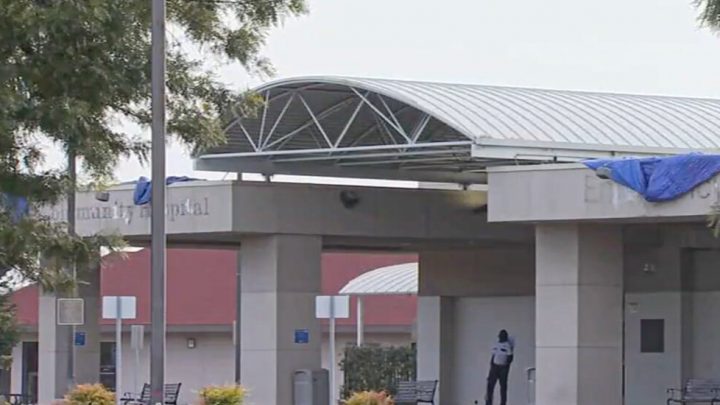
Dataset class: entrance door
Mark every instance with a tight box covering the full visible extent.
[21,342,38,402]
[624,294,679,405]
[100,342,116,391]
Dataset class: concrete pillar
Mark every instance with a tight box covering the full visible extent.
[74,263,101,384]
[240,235,322,405]
[535,224,623,405]
[10,343,22,394]
[38,257,102,402]
[38,290,71,403]
[416,296,454,404]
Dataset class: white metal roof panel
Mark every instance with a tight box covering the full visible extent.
[339,262,418,296]
[196,76,720,182]
[296,76,720,150]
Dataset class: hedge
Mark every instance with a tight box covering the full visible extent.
[340,344,416,399]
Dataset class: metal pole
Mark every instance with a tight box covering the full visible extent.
[115,297,122,405]
[329,297,336,405]
[150,0,167,403]
[234,251,241,384]
[356,297,363,347]
[67,148,77,392]
[134,335,140,399]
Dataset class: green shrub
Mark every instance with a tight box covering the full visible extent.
[345,391,394,405]
[63,384,114,405]
[199,384,246,405]
[341,344,416,399]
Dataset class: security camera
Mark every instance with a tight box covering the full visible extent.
[596,167,612,180]
[339,190,360,209]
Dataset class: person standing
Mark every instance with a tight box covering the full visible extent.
[485,329,514,405]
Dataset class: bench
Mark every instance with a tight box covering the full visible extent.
[668,379,720,404]
[0,393,32,405]
[394,380,438,404]
[121,383,182,405]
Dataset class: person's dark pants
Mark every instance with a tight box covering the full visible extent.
[485,363,510,405]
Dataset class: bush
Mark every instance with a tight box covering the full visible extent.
[345,391,394,405]
[341,344,416,399]
[198,385,246,405]
[63,384,114,405]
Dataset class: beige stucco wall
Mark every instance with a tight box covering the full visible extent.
[417,247,534,404]
[453,296,535,404]
[488,164,720,223]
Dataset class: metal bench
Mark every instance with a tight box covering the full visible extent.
[121,383,182,405]
[394,380,438,404]
[0,393,32,405]
[668,379,720,404]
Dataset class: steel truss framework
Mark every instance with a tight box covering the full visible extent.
[196,77,720,183]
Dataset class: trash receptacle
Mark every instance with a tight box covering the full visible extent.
[294,369,329,405]
[525,367,536,405]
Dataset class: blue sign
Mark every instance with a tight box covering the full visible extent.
[74,331,86,347]
[294,329,309,344]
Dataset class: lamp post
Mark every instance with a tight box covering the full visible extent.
[67,148,77,391]
[150,0,167,403]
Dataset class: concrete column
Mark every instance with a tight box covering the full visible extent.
[240,235,322,405]
[10,343,22,394]
[74,263,101,384]
[416,296,454,404]
[38,290,71,403]
[535,224,623,405]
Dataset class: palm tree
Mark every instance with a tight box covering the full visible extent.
[697,0,720,29]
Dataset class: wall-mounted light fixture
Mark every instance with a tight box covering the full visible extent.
[339,190,360,209]
[187,338,196,349]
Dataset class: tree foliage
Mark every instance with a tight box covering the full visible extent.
[0,284,18,370]
[697,0,720,29]
[0,0,306,286]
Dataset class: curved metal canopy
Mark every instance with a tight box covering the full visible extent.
[339,262,417,296]
[195,76,720,183]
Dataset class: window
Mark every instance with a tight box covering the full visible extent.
[640,319,664,353]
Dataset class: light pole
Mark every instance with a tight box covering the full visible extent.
[150,0,167,403]
[67,147,77,392]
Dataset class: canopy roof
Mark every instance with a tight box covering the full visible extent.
[339,262,418,296]
[196,76,720,183]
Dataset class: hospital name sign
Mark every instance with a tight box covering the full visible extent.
[42,197,211,226]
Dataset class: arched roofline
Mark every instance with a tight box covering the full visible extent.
[252,76,477,143]
[195,76,720,183]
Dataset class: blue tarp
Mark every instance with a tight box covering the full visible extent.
[0,194,28,222]
[584,154,720,202]
[133,176,200,205]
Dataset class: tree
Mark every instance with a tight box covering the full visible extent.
[0,0,306,287]
[697,1,720,233]
[697,0,720,29]
[0,280,18,371]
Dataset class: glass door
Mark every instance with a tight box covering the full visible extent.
[100,342,116,391]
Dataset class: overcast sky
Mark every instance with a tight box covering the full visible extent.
[44,0,720,183]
